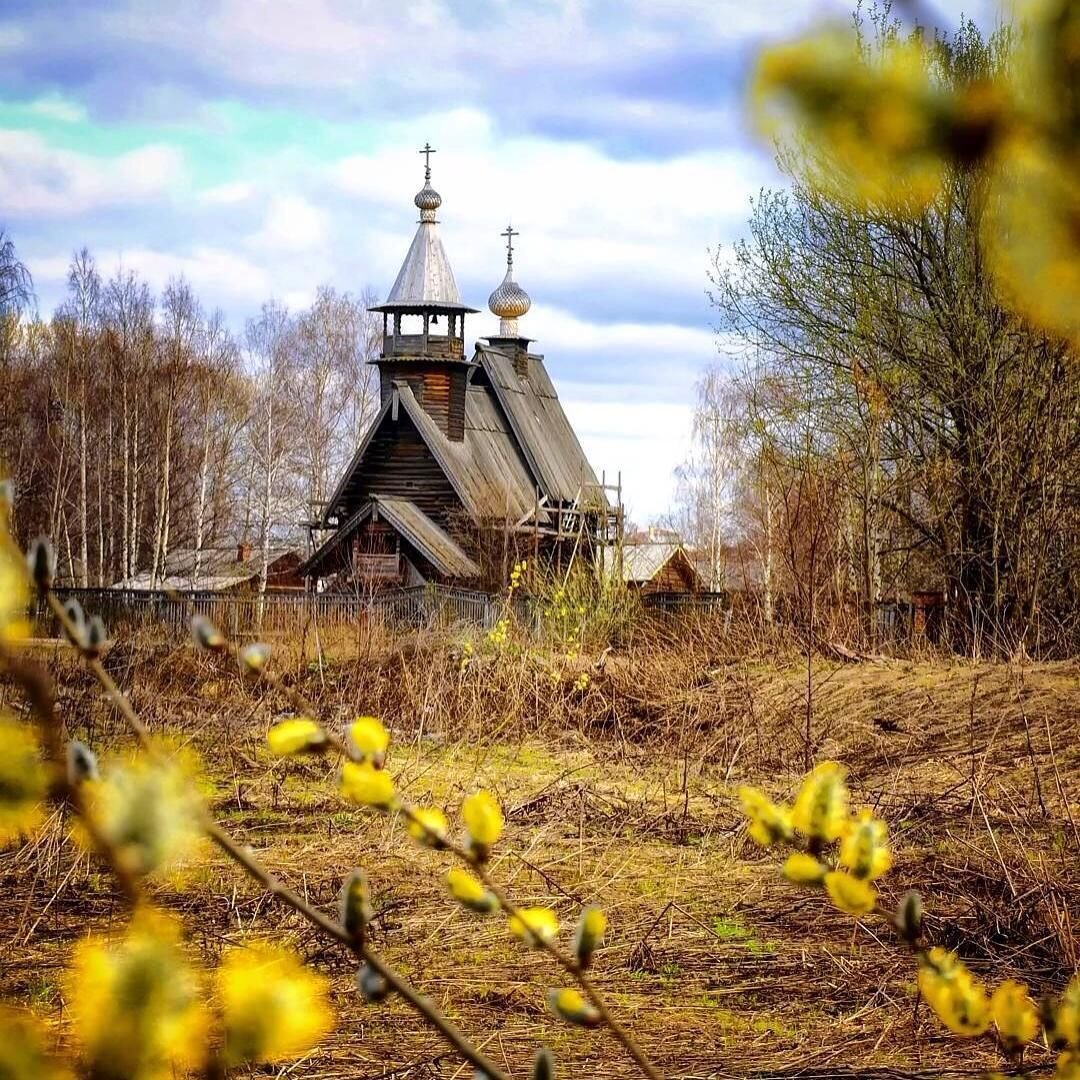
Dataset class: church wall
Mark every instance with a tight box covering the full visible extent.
[346,412,462,527]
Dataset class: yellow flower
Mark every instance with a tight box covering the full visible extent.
[446,867,497,913]
[407,806,448,847]
[917,947,991,1037]
[751,29,948,212]
[216,944,333,1065]
[783,852,828,885]
[547,987,600,1027]
[1057,1051,1080,1080]
[792,762,848,842]
[1048,974,1080,1048]
[824,870,876,916]
[983,143,1080,349]
[0,1007,71,1080]
[738,786,793,846]
[992,980,1039,1053]
[267,718,326,757]
[339,762,396,809]
[348,716,389,763]
[573,906,607,968]
[0,713,47,844]
[0,516,31,646]
[67,911,208,1080]
[508,906,559,946]
[83,752,204,879]
[838,810,892,880]
[462,789,503,852]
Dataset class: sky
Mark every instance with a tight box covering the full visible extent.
[0,0,999,523]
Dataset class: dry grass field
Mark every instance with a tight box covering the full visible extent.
[2,632,1078,1080]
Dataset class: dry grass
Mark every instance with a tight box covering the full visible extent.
[1,632,1078,1080]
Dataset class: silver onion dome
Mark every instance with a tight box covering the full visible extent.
[414,180,442,222]
[488,224,531,335]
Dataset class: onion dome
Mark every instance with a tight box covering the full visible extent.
[414,141,442,222]
[414,180,442,222]
[488,224,531,336]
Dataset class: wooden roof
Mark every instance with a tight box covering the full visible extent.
[113,545,300,592]
[374,496,479,578]
[478,344,602,506]
[621,542,701,587]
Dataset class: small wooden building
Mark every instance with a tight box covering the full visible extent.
[112,542,304,593]
[302,150,615,591]
[622,540,702,594]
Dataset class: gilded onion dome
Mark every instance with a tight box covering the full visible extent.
[488,224,531,336]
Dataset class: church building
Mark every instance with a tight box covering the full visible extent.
[300,147,616,590]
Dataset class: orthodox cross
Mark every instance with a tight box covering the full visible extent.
[501,224,519,269]
[419,141,436,181]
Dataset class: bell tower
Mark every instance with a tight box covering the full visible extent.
[370,143,478,441]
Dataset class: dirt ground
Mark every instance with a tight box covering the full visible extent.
[1,642,1078,1080]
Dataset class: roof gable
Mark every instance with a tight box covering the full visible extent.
[375,496,479,578]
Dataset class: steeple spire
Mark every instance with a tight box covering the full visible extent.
[488,223,531,338]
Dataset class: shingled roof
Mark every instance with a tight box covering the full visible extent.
[320,376,543,528]
[477,344,602,506]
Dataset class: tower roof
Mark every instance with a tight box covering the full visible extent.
[371,142,478,314]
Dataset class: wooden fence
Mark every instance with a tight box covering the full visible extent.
[32,586,735,643]
[37,585,531,641]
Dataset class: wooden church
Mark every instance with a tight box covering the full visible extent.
[301,146,617,591]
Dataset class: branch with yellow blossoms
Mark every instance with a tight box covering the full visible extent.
[0,521,517,1080]
[750,0,1080,351]
[738,762,1080,1080]
[230,641,664,1080]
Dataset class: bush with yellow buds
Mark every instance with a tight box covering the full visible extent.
[81,751,204,879]
[508,906,559,947]
[791,761,848,844]
[573,906,607,969]
[0,1007,70,1080]
[340,761,397,809]
[348,715,389,764]
[548,987,600,1028]
[67,912,208,1080]
[407,806,449,848]
[917,947,992,1037]
[0,712,47,843]
[461,788,503,857]
[0,514,31,647]
[992,979,1040,1054]
[741,764,890,916]
[738,786,793,846]
[216,944,333,1065]
[446,867,498,913]
[751,4,1080,347]
[268,717,327,757]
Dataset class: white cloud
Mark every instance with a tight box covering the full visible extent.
[333,110,768,315]
[249,193,328,253]
[199,180,255,205]
[0,131,183,216]
[562,399,694,523]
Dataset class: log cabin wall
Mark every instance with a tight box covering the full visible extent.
[346,412,461,527]
[378,364,465,441]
